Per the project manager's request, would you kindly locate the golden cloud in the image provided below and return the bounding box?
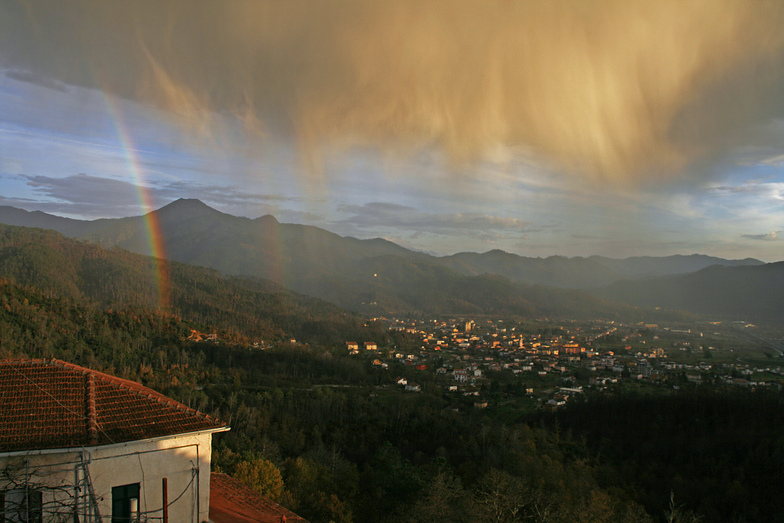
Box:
[2,0,784,181]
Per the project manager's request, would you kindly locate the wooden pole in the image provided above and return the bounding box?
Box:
[162,477,168,523]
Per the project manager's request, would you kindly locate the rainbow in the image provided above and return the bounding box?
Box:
[100,93,171,310]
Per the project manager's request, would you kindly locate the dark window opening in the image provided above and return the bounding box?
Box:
[2,489,42,523]
[111,483,140,523]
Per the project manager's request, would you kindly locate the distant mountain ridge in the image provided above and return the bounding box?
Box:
[0,200,779,324]
[0,221,635,323]
[0,200,762,287]
[438,250,762,288]
[595,262,784,325]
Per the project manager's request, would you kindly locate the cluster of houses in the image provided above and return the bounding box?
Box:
[350,317,784,408]
[186,329,219,343]
[346,341,376,355]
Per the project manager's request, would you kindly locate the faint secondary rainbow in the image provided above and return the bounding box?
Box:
[100,93,171,310]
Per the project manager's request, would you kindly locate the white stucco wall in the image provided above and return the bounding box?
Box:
[0,428,226,523]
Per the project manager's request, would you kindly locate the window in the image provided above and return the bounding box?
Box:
[2,489,42,523]
[111,483,140,523]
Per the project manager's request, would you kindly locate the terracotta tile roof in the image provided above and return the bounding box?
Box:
[0,359,226,452]
[209,472,308,523]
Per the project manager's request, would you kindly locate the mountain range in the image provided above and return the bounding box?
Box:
[0,200,780,325]
[0,224,385,346]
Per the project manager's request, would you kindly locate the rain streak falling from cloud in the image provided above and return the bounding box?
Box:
[2,0,784,183]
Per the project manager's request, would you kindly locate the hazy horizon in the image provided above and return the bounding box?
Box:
[1,198,775,263]
[1,1,783,261]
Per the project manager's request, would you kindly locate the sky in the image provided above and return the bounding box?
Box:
[0,1,783,261]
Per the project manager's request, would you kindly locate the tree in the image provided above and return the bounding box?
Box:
[403,471,469,523]
[284,457,353,523]
[664,491,703,523]
[473,469,530,522]
[575,490,615,523]
[234,458,285,502]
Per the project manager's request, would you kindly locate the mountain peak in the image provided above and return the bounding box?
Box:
[155,199,222,219]
[160,198,212,211]
[255,214,279,225]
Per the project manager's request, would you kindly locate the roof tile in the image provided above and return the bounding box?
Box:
[0,359,225,452]
[209,472,308,523]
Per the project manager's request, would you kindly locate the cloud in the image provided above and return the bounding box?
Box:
[337,202,531,235]
[5,69,68,92]
[2,1,783,182]
[154,180,298,206]
[705,176,784,201]
[761,154,784,167]
[276,209,324,224]
[0,194,40,207]
[17,173,300,219]
[22,174,143,216]
[742,231,781,241]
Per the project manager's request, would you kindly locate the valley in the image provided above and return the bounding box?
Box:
[0,216,782,521]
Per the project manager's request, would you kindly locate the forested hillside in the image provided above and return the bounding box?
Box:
[544,390,784,522]
[0,224,381,345]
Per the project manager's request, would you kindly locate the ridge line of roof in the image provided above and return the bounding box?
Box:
[2,358,224,428]
[53,359,225,427]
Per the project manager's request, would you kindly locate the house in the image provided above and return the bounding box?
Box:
[453,369,469,383]
[0,358,228,523]
[364,342,378,351]
[561,342,584,355]
[600,355,615,368]
[559,386,584,395]
[210,472,307,523]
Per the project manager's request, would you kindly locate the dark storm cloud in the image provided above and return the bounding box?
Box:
[1,1,783,182]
